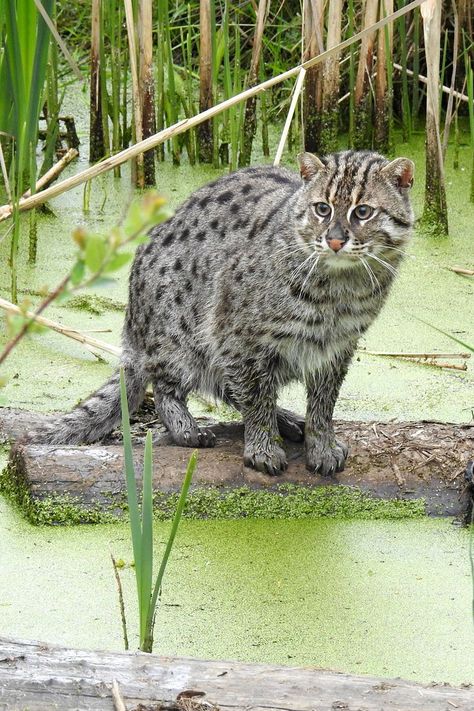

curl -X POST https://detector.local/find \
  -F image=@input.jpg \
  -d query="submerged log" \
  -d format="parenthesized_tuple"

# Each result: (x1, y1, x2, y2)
(0, 636, 473, 711)
(0, 408, 473, 523)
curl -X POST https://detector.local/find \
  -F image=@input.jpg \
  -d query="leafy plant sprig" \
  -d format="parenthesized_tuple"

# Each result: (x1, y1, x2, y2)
(0, 191, 171, 367)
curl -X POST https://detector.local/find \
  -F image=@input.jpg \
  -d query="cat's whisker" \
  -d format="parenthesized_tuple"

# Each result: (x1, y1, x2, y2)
(359, 257, 382, 294)
(367, 253, 398, 277)
(288, 251, 318, 285)
(299, 254, 320, 295)
(378, 245, 414, 259)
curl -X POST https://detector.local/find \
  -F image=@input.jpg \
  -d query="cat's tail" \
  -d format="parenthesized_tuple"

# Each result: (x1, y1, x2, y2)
(25, 363, 147, 445)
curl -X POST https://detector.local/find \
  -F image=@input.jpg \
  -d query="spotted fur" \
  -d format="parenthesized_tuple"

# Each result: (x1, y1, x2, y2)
(30, 150, 414, 476)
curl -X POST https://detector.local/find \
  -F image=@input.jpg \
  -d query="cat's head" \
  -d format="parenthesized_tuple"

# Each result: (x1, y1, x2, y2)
(294, 150, 414, 270)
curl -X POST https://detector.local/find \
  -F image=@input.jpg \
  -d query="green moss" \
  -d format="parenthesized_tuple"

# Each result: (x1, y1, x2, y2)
(0, 453, 425, 525)
(64, 294, 126, 315)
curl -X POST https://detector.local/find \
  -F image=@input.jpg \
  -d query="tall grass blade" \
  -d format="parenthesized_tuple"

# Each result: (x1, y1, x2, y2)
(142, 449, 197, 652)
(119, 368, 143, 605)
(140, 429, 154, 645)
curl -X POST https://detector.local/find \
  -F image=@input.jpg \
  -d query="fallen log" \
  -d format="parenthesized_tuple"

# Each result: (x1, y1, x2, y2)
(0, 636, 472, 711)
(0, 408, 472, 524)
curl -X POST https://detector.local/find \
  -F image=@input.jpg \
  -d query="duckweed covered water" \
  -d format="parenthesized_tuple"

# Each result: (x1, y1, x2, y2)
(0, 496, 473, 684)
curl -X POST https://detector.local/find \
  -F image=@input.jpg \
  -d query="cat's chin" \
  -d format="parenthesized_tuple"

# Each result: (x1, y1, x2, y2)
(322, 252, 362, 271)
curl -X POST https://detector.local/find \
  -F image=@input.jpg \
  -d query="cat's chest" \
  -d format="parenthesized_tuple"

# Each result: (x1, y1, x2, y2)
(265, 288, 381, 374)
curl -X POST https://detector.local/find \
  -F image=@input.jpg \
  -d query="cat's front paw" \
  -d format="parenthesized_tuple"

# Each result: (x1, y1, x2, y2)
(305, 435, 348, 477)
(244, 443, 288, 476)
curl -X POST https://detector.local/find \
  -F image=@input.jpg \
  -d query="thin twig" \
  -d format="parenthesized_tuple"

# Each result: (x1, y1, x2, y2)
(22, 148, 78, 198)
(363, 350, 471, 359)
(0, 0, 426, 222)
(448, 266, 474, 276)
(274, 67, 306, 165)
(111, 554, 129, 652)
(0, 276, 70, 367)
(392, 62, 472, 104)
(0, 296, 121, 362)
(0, 142, 12, 203)
(111, 679, 128, 711)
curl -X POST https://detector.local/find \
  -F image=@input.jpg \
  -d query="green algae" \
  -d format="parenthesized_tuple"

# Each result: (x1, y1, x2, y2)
(64, 293, 126, 315)
(0, 495, 472, 685)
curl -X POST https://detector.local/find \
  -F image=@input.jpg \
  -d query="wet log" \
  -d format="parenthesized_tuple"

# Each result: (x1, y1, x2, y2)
(0, 408, 473, 522)
(0, 636, 473, 711)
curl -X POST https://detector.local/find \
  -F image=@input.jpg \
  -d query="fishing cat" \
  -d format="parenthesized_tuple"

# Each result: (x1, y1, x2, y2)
(31, 150, 414, 476)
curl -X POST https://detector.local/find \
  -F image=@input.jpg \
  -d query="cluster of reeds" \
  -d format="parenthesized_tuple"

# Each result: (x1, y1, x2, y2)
(1, 0, 474, 299)
(0, 0, 57, 302)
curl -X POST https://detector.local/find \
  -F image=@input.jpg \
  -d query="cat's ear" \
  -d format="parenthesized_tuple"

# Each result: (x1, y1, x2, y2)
(381, 158, 415, 189)
(297, 152, 326, 181)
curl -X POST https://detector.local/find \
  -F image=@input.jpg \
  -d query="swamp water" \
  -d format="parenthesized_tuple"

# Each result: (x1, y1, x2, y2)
(0, 131, 473, 684)
(0, 496, 473, 685)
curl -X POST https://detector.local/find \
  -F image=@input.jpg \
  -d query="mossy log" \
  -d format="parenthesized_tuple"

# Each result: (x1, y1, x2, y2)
(0, 408, 473, 524)
(0, 636, 473, 710)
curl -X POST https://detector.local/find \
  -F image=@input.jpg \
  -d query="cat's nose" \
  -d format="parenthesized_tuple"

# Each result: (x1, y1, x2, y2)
(326, 223, 348, 252)
(328, 238, 345, 252)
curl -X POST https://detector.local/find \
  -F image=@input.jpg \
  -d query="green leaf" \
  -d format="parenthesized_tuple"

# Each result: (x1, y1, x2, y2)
(140, 430, 154, 646)
(103, 252, 132, 274)
(120, 369, 143, 623)
(70, 260, 85, 286)
(142, 449, 197, 652)
(84, 234, 107, 273)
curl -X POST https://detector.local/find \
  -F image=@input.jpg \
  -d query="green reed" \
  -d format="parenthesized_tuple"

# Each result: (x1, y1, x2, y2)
(0, 0, 55, 301)
(398, 2, 411, 142)
(119, 369, 196, 653)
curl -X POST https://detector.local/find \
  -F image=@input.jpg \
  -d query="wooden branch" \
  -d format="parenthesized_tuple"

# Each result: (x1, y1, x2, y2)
(392, 63, 472, 103)
(22, 148, 78, 198)
(2, 412, 473, 520)
(0, 297, 121, 358)
(448, 266, 474, 276)
(0, 0, 426, 222)
(1, 636, 473, 710)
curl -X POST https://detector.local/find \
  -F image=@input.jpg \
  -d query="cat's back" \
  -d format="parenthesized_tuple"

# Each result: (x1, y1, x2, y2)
(147, 164, 300, 255)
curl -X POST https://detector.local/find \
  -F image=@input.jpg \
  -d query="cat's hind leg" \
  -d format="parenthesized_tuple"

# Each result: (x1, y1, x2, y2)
(153, 380, 216, 448)
(276, 407, 305, 442)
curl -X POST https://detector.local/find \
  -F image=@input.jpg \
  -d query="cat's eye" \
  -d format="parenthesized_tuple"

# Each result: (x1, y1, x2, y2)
(313, 202, 332, 218)
(353, 204, 374, 220)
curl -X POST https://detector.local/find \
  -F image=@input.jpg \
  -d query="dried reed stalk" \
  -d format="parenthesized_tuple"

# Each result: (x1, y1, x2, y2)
(0, 0, 426, 222)
(138, 0, 156, 186)
(239, 0, 270, 166)
(421, 0, 448, 234)
(374, 0, 393, 152)
(22, 148, 78, 198)
(302, 0, 324, 152)
(274, 68, 306, 166)
(124, 0, 144, 186)
(89, 0, 105, 162)
(354, 0, 378, 148)
(0, 297, 121, 358)
(320, 0, 343, 153)
(448, 266, 474, 276)
(198, 0, 213, 163)
(392, 63, 472, 103)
